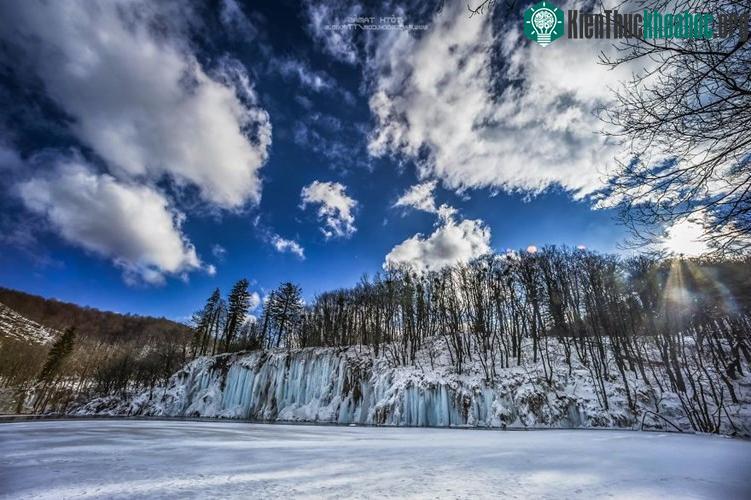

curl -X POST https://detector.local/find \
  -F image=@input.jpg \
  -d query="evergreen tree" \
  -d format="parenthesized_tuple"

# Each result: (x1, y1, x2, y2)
(38, 326, 76, 384)
(223, 279, 251, 352)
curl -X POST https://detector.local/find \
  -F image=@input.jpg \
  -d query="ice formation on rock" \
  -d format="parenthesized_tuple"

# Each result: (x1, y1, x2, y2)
(72, 336, 751, 435)
(78, 346, 645, 429)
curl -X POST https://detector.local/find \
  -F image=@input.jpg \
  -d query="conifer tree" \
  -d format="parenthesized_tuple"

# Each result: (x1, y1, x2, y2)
(223, 279, 251, 352)
(38, 327, 76, 384)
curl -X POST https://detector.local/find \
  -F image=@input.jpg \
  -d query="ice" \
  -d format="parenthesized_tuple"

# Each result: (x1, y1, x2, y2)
(72, 341, 751, 436)
(1, 419, 750, 499)
(108, 348, 498, 426)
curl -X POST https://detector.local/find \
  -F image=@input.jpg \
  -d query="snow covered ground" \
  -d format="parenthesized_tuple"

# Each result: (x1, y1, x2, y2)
(1, 420, 750, 499)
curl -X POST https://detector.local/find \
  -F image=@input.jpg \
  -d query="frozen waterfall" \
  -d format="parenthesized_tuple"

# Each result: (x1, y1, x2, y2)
(141, 349, 495, 425)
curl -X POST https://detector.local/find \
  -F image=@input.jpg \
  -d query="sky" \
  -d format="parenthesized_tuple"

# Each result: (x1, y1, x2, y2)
(0, 0, 662, 321)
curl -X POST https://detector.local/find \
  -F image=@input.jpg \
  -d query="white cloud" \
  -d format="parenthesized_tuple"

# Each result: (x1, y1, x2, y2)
(271, 234, 305, 259)
(385, 218, 491, 273)
(304, 0, 361, 64)
(277, 59, 336, 93)
(367, 1, 634, 199)
(394, 181, 438, 213)
(249, 291, 261, 311)
(17, 159, 202, 285)
(219, 0, 257, 39)
(394, 180, 458, 223)
(0, 0, 271, 209)
(211, 244, 227, 260)
(301, 181, 357, 239)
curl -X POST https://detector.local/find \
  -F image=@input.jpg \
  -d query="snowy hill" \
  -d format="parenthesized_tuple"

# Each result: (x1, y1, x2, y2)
(73, 338, 751, 436)
(0, 302, 59, 345)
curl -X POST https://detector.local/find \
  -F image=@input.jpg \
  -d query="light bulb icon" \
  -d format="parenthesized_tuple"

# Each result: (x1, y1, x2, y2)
(523, 1, 564, 47)
(531, 8, 556, 46)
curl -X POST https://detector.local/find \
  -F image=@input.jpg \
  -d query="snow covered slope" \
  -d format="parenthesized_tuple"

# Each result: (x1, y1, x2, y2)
(0, 302, 59, 345)
(73, 340, 751, 435)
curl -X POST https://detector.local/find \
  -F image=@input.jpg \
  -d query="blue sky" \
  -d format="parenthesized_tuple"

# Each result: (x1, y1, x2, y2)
(0, 0, 630, 320)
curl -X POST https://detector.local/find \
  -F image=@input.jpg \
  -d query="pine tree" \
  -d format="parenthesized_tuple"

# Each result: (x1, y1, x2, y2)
(223, 279, 251, 352)
(38, 326, 76, 384)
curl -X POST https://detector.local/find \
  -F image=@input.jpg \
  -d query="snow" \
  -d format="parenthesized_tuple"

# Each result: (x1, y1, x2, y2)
(1, 419, 750, 499)
(74, 342, 751, 437)
(0, 302, 58, 345)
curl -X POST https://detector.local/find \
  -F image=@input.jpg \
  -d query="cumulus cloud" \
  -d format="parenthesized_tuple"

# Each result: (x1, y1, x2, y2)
(17, 159, 203, 285)
(270, 234, 305, 259)
(385, 218, 491, 273)
(0, 0, 271, 209)
(367, 0, 633, 199)
(301, 181, 357, 239)
(390, 179, 483, 272)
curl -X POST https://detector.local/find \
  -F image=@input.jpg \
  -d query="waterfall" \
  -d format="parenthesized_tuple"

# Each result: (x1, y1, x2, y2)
(130, 346, 599, 429)
(143, 348, 512, 427)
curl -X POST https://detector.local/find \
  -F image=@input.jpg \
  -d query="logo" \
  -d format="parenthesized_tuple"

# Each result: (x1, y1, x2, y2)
(524, 1, 564, 47)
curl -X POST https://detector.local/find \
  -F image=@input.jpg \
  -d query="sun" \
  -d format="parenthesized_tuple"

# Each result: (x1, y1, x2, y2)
(661, 220, 709, 257)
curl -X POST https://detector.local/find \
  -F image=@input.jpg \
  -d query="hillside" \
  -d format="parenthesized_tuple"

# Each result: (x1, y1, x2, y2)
(0, 287, 191, 344)
(0, 302, 60, 345)
(0, 289, 194, 414)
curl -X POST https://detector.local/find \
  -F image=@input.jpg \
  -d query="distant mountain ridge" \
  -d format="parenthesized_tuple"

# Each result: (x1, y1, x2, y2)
(0, 287, 191, 344)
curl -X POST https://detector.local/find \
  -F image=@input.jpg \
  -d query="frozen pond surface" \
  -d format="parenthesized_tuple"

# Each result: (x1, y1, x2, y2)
(1, 420, 750, 499)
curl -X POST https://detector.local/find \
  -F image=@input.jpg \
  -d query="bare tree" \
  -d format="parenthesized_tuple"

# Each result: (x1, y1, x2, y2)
(600, 0, 751, 254)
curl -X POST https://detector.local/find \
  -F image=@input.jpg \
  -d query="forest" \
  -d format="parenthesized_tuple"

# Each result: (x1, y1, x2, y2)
(0, 288, 191, 413)
(10, 246, 749, 431)
(2, 247, 750, 433)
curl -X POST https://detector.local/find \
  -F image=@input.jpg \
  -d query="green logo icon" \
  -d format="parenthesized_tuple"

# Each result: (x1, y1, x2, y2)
(524, 1, 564, 47)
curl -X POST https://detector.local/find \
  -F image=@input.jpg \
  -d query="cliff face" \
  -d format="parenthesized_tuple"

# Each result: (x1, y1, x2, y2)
(72, 343, 751, 435)
(74, 345, 643, 429)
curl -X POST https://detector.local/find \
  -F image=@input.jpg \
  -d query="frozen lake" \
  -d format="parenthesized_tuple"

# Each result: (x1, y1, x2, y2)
(1, 420, 750, 499)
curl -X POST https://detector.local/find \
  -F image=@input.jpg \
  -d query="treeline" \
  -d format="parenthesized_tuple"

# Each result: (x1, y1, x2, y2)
(190, 280, 303, 356)
(0, 287, 191, 342)
(192, 248, 751, 433)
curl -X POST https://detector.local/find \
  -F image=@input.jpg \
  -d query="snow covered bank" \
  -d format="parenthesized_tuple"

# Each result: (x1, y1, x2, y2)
(2, 420, 750, 499)
(72, 342, 751, 435)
